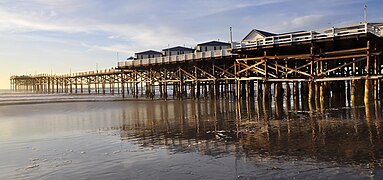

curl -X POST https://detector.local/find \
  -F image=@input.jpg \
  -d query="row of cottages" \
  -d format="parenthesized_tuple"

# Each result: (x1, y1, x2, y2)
(132, 40, 231, 60)
(130, 29, 293, 60)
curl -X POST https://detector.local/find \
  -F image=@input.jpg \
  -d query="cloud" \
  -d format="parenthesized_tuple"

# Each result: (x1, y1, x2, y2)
(179, 0, 287, 19)
(0, 0, 289, 50)
(0, 1, 201, 52)
(0, 51, 14, 56)
(0, 0, 382, 53)
(291, 15, 326, 27)
(82, 43, 131, 54)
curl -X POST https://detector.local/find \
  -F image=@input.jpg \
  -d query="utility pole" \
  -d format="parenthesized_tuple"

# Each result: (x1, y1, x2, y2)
(364, 3, 367, 23)
(167, 44, 170, 56)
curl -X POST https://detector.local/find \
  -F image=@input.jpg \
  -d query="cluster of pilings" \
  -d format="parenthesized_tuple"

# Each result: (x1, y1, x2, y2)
(233, 79, 382, 111)
(232, 33, 383, 109)
(10, 72, 382, 111)
(10, 72, 123, 95)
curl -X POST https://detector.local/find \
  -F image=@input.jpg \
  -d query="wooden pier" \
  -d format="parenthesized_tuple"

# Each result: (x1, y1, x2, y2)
(10, 23, 383, 108)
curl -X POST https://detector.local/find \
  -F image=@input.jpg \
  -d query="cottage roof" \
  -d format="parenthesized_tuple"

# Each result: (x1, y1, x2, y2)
(162, 46, 194, 52)
(277, 30, 308, 35)
(369, 23, 382, 25)
(197, 41, 231, 46)
(242, 29, 276, 41)
(135, 50, 162, 55)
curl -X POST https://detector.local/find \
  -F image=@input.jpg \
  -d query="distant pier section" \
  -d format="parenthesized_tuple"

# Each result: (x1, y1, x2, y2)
(10, 23, 383, 109)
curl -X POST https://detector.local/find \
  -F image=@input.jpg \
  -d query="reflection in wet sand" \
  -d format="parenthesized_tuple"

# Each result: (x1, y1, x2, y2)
(117, 98, 383, 169)
(1, 96, 383, 179)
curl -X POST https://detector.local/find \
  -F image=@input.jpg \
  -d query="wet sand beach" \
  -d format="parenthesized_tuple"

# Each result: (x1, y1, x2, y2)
(1, 93, 383, 179)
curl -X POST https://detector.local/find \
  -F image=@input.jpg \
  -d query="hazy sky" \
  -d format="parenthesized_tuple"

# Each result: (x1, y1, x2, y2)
(1, 0, 382, 89)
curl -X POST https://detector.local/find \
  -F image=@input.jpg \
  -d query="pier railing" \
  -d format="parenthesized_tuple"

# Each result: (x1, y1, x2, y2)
(117, 49, 233, 68)
(233, 23, 383, 49)
(11, 69, 120, 79)
(69, 69, 119, 77)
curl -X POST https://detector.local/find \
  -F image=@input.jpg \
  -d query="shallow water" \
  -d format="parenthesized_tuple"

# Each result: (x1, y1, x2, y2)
(0, 92, 383, 179)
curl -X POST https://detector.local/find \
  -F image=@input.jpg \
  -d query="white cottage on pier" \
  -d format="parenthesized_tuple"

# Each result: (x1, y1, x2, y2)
(162, 46, 194, 56)
(242, 29, 276, 42)
(195, 41, 231, 52)
(135, 50, 162, 59)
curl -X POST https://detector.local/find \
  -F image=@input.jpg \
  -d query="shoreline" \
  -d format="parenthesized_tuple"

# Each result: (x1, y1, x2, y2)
(0, 95, 196, 107)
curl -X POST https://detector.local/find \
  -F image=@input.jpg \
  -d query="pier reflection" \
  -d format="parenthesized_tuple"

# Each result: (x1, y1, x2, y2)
(117, 98, 383, 167)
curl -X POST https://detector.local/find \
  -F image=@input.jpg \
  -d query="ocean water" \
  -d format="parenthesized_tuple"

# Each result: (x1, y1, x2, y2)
(0, 91, 383, 179)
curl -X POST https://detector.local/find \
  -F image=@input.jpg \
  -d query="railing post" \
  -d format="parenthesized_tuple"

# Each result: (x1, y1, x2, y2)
(310, 31, 313, 40)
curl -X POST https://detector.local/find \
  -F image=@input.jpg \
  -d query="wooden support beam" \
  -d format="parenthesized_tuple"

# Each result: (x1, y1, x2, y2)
(271, 62, 313, 78)
(317, 54, 367, 61)
(318, 57, 367, 76)
(236, 60, 265, 75)
(236, 54, 311, 61)
(179, 67, 196, 80)
(212, 65, 235, 77)
(237, 62, 273, 77)
(284, 61, 312, 75)
(194, 66, 215, 79)
(321, 47, 367, 56)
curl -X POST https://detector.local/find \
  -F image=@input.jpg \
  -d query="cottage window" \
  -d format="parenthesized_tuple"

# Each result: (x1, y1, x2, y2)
(214, 46, 216, 50)
(205, 47, 207, 51)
